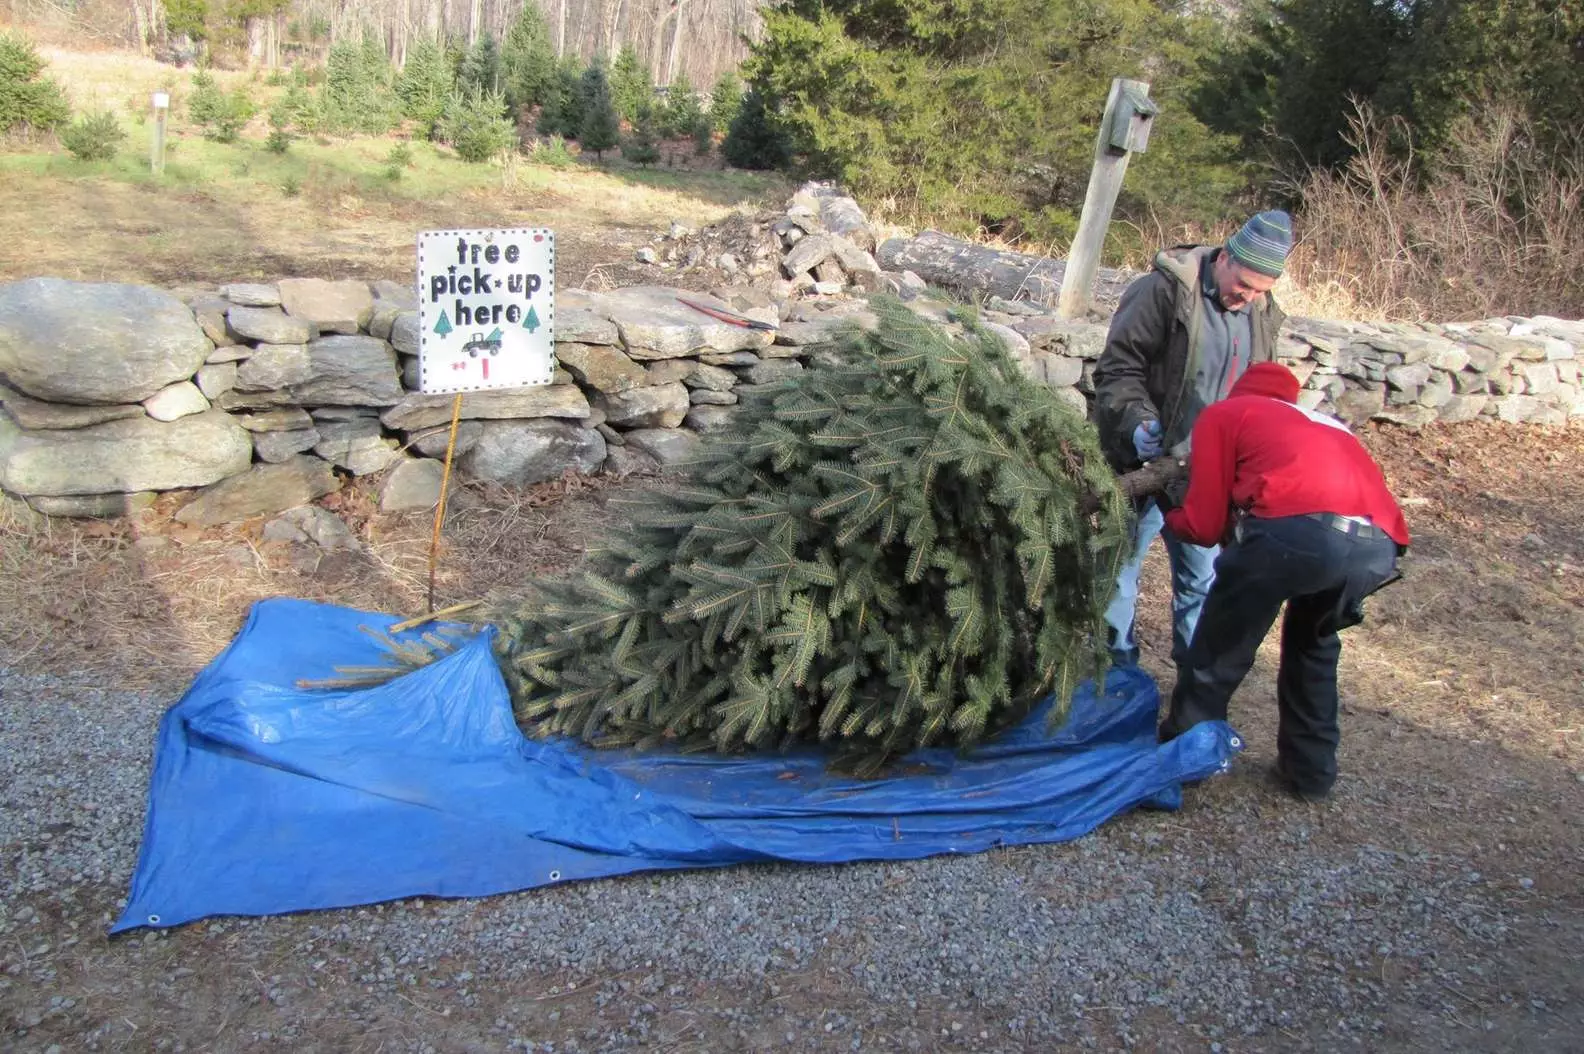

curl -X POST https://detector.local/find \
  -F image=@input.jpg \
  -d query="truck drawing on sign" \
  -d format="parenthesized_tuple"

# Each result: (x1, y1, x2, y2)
(463, 327, 504, 358)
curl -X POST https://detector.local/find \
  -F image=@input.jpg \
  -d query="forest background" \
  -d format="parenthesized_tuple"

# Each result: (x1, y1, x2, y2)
(1, 0, 1579, 320)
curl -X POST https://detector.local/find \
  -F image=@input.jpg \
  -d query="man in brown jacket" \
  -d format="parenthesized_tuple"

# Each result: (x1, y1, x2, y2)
(1091, 211, 1291, 670)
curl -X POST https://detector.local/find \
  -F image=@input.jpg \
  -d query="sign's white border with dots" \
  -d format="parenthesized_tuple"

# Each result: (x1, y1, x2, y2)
(416, 228, 556, 395)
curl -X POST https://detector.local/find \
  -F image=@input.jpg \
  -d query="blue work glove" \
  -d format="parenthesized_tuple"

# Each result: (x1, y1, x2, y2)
(1132, 420, 1163, 461)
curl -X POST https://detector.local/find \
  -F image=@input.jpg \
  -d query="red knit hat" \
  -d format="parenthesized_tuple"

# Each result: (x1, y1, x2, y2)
(1229, 361, 1300, 403)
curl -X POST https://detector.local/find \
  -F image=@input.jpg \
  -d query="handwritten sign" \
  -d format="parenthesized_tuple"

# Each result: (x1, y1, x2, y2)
(416, 228, 555, 394)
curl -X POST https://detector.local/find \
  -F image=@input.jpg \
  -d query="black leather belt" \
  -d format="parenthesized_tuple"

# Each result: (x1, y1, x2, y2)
(1306, 511, 1390, 541)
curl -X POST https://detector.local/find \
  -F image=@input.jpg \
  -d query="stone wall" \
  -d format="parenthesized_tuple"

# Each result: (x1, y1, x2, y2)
(0, 275, 877, 524)
(1, 186, 1579, 524)
(924, 298, 1584, 430)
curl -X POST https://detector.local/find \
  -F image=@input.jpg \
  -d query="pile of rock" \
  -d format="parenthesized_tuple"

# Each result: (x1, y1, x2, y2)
(638, 183, 886, 297)
(2, 183, 1579, 527)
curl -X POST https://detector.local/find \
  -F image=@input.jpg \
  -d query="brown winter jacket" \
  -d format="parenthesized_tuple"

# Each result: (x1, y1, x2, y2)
(1091, 245, 1285, 473)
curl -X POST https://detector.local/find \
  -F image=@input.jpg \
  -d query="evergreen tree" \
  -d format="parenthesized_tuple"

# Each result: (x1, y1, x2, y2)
(0, 30, 71, 134)
(1198, 0, 1584, 170)
(60, 110, 125, 161)
(709, 69, 743, 134)
(609, 44, 650, 124)
(624, 104, 661, 165)
(396, 36, 456, 139)
(270, 80, 324, 137)
(744, 0, 1241, 245)
(535, 57, 584, 138)
(163, 0, 208, 41)
(500, 5, 557, 112)
(1194, 0, 1409, 172)
(438, 85, 517, 162)
(577, 62, 620, 158)
(459, 32, 502, 95)
(691, 112, 713, 156)
(188, 70, 255, 142)
(722, 88, 792, 170)
(485, 299, 1130, 764)
(660, 73, 703, 138)
(321, 36, 398, 135)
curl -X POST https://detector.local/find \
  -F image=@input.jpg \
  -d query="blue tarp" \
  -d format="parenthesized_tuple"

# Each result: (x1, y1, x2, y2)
(113, 598, 1242, 933)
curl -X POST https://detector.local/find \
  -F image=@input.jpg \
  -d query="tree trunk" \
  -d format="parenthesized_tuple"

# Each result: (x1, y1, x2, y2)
(245, 15, 266, 66)
(664, 0, 689, 86)
(606, 0, 624, 56)
(876, 231, 1133, 309)
(1116, 456, 1186, 502)
(556, 0, 566, 56)
(129, 0, 152, 55)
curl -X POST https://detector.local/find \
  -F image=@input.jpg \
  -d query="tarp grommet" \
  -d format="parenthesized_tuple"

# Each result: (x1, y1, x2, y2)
(548, 870, 561, 881)
(147, 914, 161, 925)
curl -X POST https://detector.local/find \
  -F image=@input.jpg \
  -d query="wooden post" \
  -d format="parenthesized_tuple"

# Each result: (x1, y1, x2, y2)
(150, 92, 169, 177)
(426, 393, 465, 613)
(1058, 77, 1151, 319)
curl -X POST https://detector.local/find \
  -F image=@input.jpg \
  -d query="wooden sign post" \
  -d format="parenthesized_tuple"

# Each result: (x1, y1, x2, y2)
(1057, 78, 1157, 319)
(415, 227, 556, 612)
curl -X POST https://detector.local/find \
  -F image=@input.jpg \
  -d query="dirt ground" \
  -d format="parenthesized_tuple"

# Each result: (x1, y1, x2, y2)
(1, 415, 1582, 1052)
(0, 163, 776, 296)
(1, 111, 1581, 1046)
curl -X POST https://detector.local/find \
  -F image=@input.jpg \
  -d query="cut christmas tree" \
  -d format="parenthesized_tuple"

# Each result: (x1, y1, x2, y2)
(486, 296, 1134, 763)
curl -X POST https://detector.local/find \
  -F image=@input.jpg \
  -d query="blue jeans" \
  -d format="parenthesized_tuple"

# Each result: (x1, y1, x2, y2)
(1103, 498, 1219, 667)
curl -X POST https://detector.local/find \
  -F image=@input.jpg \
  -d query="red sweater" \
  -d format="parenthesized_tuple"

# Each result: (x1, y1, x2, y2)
(1164, 363, 1410, 548)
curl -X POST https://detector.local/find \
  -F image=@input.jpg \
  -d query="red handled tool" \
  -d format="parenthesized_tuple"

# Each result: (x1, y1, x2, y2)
(676, 295, 779, 332)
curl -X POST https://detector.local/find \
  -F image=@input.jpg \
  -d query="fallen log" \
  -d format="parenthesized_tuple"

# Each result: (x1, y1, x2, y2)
(876, 230, 1134, 308)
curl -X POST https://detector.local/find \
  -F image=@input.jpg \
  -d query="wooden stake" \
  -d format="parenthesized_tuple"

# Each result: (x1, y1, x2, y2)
(426, 393, 464, 613)
(1058, 77, 1151, 319)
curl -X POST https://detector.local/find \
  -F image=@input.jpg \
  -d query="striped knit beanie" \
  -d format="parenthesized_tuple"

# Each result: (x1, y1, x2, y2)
(1225, 210, 1293, 278)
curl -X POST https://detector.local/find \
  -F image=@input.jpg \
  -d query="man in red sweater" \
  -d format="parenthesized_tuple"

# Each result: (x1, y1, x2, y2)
(1159, 362, 1409, 801)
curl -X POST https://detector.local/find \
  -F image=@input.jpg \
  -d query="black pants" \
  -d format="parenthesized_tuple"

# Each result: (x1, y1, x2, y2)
(1160, 514, 1400, 796)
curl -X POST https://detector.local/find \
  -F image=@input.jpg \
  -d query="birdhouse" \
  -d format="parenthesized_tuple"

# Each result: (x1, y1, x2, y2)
(1106, 87, 1159, 155)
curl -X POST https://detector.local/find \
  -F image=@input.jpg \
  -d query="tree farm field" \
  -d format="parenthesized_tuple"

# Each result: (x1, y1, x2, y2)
(2, 44, 1584, 1054)
(0, 47, 786, 292)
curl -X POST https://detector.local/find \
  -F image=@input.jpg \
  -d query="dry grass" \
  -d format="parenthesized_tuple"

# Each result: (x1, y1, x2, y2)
(0, 143, 784, 288)
(1284, 102, 1584, 322)
(0, 472, 623, 690)
(36, 44, 259, 117)
(0, 43, 790, 289)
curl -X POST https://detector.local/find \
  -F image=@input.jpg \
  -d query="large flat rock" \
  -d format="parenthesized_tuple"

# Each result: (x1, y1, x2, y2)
(0, 409, 252, 497)
(596, 287, 775, 360)
(459, 420, 606, 485)
(0, 278, 213, 404)
(174, 454, 341, 526)
(380, 384, 590, 430)
(555, 343, 647, 394)
(0, 386, 143, 430)
(276, 278, 375, 336)
(228, 305, 313, 346)
(288, 336, 403, 406)
(596, 382, 690, 429)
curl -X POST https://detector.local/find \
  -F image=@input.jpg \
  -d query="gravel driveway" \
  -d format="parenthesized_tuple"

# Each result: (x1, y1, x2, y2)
(4, 421, 1583, 1052)
(3, 657, 1580, 1052)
